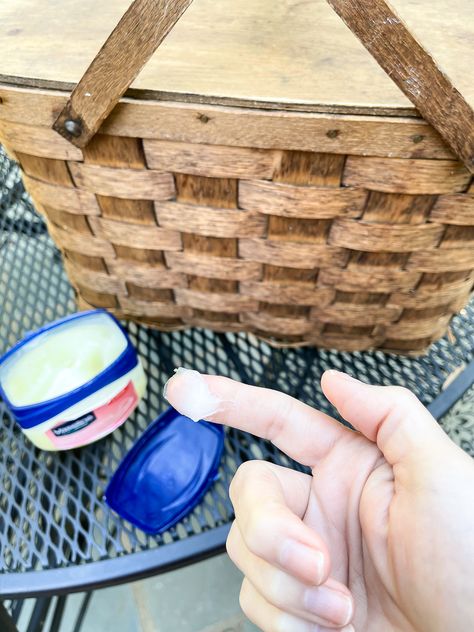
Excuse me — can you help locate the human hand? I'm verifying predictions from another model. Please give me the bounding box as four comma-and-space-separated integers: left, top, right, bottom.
165, 368, 474, 632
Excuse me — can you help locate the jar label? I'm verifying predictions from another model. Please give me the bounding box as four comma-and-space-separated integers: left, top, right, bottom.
46, 381, 138, 449
52, 412, 96, 436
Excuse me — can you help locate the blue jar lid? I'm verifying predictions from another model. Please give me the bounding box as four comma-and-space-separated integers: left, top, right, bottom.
104, 407, 225, 534
0, 310, 138, 429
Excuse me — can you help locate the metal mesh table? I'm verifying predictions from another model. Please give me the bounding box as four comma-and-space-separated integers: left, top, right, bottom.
1, 146, 474, 628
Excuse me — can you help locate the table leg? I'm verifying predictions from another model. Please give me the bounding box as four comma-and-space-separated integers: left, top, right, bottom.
26, 597, 51, 632
49, 596, 67, 632
72, 592, 92, 632
0, 602, 19, 632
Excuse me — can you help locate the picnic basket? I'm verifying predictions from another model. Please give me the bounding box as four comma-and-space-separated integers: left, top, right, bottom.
0, 0, 473, 352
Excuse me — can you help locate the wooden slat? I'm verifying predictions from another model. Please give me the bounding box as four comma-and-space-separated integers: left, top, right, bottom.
107, 260, 187, 288
155, 202, 266, 238
126, 285, 173, 302
82, 135, 146, 167
388, 276, 474, 309
23, 174, 100, 214
329, 218, 444, 252
239, 239, 348, 269
69, 162, 175, 199
240, 282, 335, 306
53, 0, 194, 146
174, 289, 258, 313
44, 206, 92, 234
273, 152, 345, 186
326, 0, 474, 171
0, 87, 455, 159
259, 303, 310, 320
65, 250, 107, 272
311, 303, 402, 326
0, 121, 82, 160
16, 153, 72, 186
267, 216, 331, 244
119, 296, 191, 319
76, 287, 118, 308
113, 245, 165, 265
144, 140, 279, 179
308, 332, 380, 351
175, 174, 237, 208
64, 260, 125, 294
430, 194, 474, 226
440, 225, 474, 250
48, 223, 115, 258
407, 248, 474, 273
317, 266, 421, 293
89, 217, 181, 250
164, 251, 261, 281
343, 157, 470, 194
106, 102, 455, 159
386, 315, 451, 339
239, 180, 366, 218
97, 196, 156, 225
240, 312, 313, 336
362, 191, 435, 224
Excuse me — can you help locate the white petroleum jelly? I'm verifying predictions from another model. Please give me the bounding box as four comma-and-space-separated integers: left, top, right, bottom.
0, 311, 146, 451
4, 318, 127, 406
164, 367, 223, 422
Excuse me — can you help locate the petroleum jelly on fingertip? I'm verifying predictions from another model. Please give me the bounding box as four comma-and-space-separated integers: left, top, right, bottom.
164, 367, 221, 422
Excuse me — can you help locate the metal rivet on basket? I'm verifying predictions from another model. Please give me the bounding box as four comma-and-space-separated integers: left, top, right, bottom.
326, 129, 340, 138
411, 134, 425, 144
64, 119, 83, 137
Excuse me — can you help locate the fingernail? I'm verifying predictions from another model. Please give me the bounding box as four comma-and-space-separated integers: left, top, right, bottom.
163, 367, 221, 422
326, 370, 360, 383
162, 367, 178, 401
304, 585, 353, 626
279, 541, 325, 585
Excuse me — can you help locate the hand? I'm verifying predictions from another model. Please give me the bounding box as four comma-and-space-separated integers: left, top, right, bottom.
165, 368, 474, 632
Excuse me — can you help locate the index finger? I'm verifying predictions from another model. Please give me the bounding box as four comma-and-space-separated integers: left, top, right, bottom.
164, 368, 347, 466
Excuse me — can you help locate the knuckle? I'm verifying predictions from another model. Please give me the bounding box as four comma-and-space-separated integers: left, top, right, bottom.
392, 385, 419, 408
266, 394, 295, 444
245, 508, 276, 557
229, 460, 265, 505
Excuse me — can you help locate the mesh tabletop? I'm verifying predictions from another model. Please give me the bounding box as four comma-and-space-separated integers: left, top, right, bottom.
1, 147, 473, 598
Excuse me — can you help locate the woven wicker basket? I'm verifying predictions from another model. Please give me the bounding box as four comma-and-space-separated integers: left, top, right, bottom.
0, 0, 473, 353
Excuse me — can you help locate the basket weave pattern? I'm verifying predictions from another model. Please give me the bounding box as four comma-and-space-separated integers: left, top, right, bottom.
5, 127, 474, 352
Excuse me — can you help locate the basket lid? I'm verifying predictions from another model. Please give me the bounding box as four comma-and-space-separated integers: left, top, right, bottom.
0, 0, 472, 116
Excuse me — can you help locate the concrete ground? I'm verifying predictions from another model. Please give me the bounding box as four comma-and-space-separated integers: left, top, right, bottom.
17, 554, 258, 632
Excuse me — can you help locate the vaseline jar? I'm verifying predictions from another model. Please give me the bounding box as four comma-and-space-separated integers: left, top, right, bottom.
0, 310, 146, 450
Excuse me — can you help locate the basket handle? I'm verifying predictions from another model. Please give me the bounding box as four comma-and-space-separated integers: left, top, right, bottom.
53, 0, 194, 148
53, 0, 474, 173
326, 0, 474, 172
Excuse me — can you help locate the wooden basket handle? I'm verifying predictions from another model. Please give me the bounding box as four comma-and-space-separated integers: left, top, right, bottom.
53, 0, 474, 173
53, 0, 194, 148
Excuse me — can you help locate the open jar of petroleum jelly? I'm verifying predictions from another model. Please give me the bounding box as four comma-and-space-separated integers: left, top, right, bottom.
0, 310, 146, 451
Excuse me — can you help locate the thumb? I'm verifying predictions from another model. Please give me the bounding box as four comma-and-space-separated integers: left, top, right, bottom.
321, 370, 452, 466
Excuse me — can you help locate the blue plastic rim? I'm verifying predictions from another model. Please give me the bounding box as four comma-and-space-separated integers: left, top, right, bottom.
105, 407, 225, 535
0, 310, 139, 429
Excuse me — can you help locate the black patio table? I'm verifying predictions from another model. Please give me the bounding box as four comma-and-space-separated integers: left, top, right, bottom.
1, 147, 473, 631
